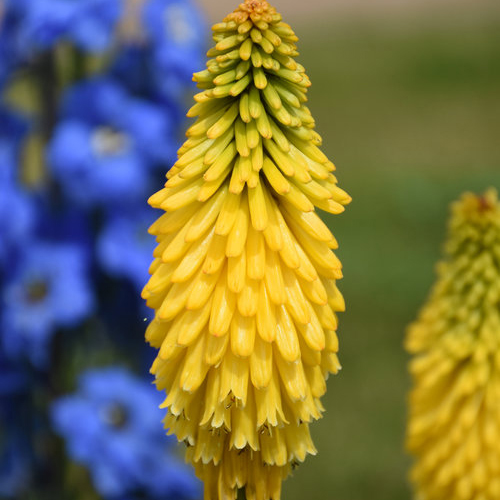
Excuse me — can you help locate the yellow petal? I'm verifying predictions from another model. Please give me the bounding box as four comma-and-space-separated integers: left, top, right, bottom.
312, 301, 338, 330
262, 156, 290, 195
274, 204, 300, 269
205, 332, 229, 366
204, 142, 237, 182
281, 201, 334, 243
251, 141, 264, 171
210, 266, 236, 336
145, 317, 168, 347
296, 304, 326, 351
204, 127, 235, 165
261, 427, 288, 467
229, 161, 246, 195
254, 370, 287, 428
237, 276, 259, 317
246, 119, 260, 149
176, 299, 213, 346
143, 261, 175, 296
185, 187, 227, 242
158, 275, 196, 321
268, 117, 290, 152
239, 92, 251, 123
248, 86, 263, 119
175, 138, 214, 168
148, 202, 199, 235
282, 266, 311, 324
256, 110, 272, 139
275, 305, 301, 363
264, 249, 286, 305
283, 423, 317, 462
235, 118, 250, 157
171, 227, 215, 283
253, 66, 267, 89
256, 280, 277, 342
215, 191, 241, 236
219, 350, 249, 406
158, 324, 181, 361
239, 37, 253, 61
230, 312, 256, 357
227, 250, 246, 294
202, 234, 227, 275
291, 222, 341, 270
250, 334, 273, 389
231, 389, 258, 450
206, 101, 240, 139
160, 178, 204, 212
177, 157, 209, 181
262, 187, 284, 252
187, 105, 228, 137
248, 181, 268, 231
263, 138, 294, 176
274, 351, 307, 402
198, 171, 232, 202
226, 193, 249, 257
180, 334, 210, 392
200, 368, 221, 425
161, 223, 192, 263
246, 225, 266, 280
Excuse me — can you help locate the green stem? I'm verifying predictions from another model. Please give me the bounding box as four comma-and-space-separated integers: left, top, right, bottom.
34, 51, 58, 140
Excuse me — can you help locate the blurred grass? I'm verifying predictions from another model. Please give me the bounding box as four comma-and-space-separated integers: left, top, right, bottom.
281, 11, 500, 500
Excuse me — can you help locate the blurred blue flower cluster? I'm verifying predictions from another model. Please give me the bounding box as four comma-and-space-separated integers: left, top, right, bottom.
0, 0, 206, 498
51, 368, 198, 499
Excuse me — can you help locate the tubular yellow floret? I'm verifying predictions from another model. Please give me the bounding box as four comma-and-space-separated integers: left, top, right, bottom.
143, 1, 350, 498
406, 188, 500, 500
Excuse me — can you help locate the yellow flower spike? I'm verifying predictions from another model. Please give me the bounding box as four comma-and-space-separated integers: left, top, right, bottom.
143, 1, 350, 498
406, 189, 500, 500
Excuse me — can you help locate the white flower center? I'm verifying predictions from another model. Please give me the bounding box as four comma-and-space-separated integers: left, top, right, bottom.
91, 127, 130, 157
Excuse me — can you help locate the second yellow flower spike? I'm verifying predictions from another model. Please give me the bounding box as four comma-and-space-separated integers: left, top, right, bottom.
406, 189, 500, 500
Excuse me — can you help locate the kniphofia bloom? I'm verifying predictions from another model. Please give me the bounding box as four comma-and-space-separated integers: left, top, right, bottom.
143, 1, 351, 498
406, 189, 500, 500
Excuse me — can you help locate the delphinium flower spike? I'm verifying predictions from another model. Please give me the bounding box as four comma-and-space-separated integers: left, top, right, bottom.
143, 1, 351, 498
406, 189, 500, 500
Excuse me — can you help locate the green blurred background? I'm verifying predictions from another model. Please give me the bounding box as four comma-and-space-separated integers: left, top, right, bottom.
199, 1, 500, 499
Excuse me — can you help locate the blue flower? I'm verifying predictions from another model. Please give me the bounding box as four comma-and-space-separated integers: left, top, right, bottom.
96, 205, 156, 291
0, 183, 33, 268
1, 241, 94, 367
142, 0, 206, 100
0, 175, 34, 268
47, 78, 174, 208
51, 367, 200, 499
15, 0, 122, 53
0, 106, 33, 267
